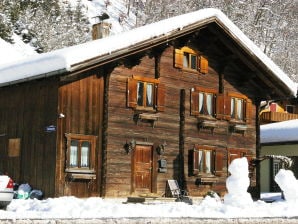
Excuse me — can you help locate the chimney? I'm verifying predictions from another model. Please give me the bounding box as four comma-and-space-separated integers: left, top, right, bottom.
92, 22, 111, 40
92, 13, 111, 40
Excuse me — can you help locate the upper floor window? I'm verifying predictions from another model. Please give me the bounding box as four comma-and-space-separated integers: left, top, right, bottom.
191, 87, 216, 118
65, 133, 97, 173
216, 92, 252, 124
183, 51, 198, 70
231, 96, 244, 120
174, 46, 208, 74
137, 81, 155, 108
127, 75, 165, 112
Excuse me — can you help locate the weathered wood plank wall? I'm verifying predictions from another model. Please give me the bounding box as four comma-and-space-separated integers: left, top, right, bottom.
0, 78, 59, 197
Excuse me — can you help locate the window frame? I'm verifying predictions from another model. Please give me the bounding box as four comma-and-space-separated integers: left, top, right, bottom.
191, 87, 217, 118
191, 145, 227, 177
174, 47, 208, 74
127, 75, 165, 112
228, 148, 254, 172
228, 92, 252, 124
65, 133, 97, 173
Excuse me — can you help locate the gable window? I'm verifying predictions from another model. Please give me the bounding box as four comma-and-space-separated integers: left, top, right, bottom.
137, 81, 154, 108
191, 87, 216, 118
183, 51, 198, 70
191, 145, 226, 177
65, 133, 96, 173
174, 47, 208, 74
127, 75, 165, 112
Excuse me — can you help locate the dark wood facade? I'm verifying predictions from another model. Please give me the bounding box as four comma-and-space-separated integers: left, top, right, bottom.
0, 18, 294, 199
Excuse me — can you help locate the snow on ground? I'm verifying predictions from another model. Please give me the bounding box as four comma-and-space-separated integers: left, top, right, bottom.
0, 158, 297, 220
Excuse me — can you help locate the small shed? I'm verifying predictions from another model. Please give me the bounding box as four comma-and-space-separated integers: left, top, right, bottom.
260, 119, 298, 192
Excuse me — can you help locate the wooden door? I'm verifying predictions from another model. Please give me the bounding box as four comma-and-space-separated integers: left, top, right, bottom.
133, 145, 153, 193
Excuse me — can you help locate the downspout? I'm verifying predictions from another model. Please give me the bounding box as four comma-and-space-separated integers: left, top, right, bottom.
255, 98, 261, 199
100, 70, 110, 197
179, 89, 186, 190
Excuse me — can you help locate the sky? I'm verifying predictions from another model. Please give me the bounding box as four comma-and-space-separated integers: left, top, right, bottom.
1, 158, 298, 220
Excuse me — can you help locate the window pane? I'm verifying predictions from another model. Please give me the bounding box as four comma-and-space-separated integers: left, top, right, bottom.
137, 82, 144, 106
199, 92, 204, 114
198, 150, 203, 172
231, 98, 235, 118
183, 53, 189, 67
70, 140, 78, 167
205, 151, 212, 174
146, 83, 153, 107
190, 55, 197, 69
237, 98, 243, 120
81, 141, 90, 168
206, 93, 213, 115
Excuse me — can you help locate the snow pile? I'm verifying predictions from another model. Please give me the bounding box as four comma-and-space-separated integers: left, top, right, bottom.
224, 157, 253, 208
1, 158, 298, 219
275, 169, 298, 203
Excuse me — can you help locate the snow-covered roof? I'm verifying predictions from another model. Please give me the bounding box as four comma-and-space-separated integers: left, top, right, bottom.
261, 119, 298, 144
0, 8, 296, 96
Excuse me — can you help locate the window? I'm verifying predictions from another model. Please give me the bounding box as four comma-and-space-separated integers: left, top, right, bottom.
137, 81, 154, 108
216, 92, 252, 123
174, 47, 208, 74
191, 87, 216, 118
286, 105, 294, 114
127, 75, 165, 112
228, 148, 253, 165
183, 51, 198, 70
231, 96, 244, 121
65, 133, 97, 173
191, 145, 226, 176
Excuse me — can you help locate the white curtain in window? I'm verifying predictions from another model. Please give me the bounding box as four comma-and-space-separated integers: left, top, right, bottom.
231, 98, 235, 117
146, 84, 153, 107
205, 151, 211, 173
206, 93, 213, 115
70, 140, 78, 167
81, 142, 90, 168
199, 93, 204, 114
183, 53, 188, 67
198, 150, 203, 171
237, 99, 243, 120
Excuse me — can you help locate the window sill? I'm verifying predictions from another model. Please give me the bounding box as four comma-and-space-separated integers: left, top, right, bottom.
66, 173, 96, 180
198, 118, 217, 134
229, 122, 248, 135
195, 177, 218, 185
65, 168, 95, 174
135, 112, 159, 127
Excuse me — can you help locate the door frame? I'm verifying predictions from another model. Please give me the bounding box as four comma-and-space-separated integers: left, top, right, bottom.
131, 141, 156, 194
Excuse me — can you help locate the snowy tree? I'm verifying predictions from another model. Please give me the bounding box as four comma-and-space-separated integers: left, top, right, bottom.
141, 0, 297, 81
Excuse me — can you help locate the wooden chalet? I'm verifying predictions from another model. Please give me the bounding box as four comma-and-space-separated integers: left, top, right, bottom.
0, 9, 296, 199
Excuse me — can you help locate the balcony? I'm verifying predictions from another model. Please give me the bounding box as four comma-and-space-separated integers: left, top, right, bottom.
260, 111, 298, 124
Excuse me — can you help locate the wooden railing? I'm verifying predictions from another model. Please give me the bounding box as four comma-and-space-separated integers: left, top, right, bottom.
260, 111, 298, 123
